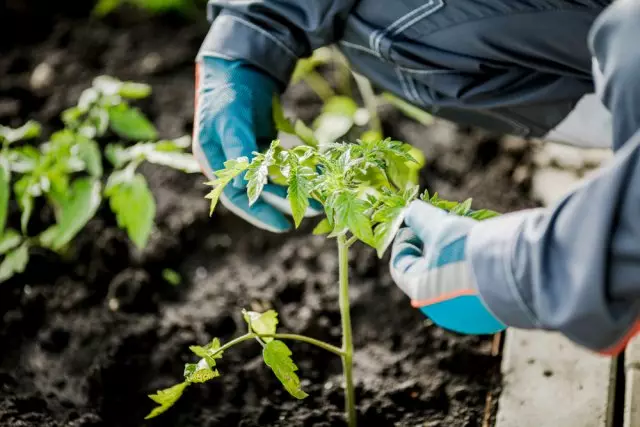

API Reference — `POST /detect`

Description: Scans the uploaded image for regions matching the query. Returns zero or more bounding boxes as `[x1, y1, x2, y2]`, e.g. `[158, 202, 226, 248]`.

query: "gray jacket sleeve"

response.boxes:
[198, 0, 359, 85]
[469, 0, 640, 355]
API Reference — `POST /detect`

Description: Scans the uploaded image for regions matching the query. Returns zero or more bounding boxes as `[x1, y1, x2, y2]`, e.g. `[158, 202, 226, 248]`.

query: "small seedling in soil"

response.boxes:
[146, 54, 498, 425]
[0, 76, 199, 283]
[146, 140, 498, 425]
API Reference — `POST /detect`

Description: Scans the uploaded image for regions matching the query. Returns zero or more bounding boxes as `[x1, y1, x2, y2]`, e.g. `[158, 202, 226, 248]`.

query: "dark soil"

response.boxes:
[0, 6, 539, 427]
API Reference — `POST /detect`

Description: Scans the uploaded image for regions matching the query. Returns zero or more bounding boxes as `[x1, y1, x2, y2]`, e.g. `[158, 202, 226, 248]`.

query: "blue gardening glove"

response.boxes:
[390, 200, 506, 335]
[193, 56, 322, 232]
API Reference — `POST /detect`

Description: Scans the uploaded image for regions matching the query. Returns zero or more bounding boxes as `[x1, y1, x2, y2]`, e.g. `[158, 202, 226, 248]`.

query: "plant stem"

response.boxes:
[258, 334, 344, 357]
[338, 235, 357, 427]
[206, 332, 344, 358]
[304, 71, 335, 102]
[352, 73, 382, 136]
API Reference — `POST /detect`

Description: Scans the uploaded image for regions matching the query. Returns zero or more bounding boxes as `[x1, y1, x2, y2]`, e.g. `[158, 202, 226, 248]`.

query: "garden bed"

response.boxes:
[0, 7, 539, 427]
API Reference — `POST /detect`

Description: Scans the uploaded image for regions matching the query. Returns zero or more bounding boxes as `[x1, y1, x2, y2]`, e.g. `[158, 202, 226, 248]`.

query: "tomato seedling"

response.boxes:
[146, 136, 498, 426]
[0, 76, 199, 283]
[146, 53, 498, 426]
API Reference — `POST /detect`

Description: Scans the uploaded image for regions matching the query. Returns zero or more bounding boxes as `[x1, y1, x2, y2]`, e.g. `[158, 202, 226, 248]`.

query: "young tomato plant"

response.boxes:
[146, 133, 499, 426]
[0, 76, 199, 283]
[146, 51, 498, 426]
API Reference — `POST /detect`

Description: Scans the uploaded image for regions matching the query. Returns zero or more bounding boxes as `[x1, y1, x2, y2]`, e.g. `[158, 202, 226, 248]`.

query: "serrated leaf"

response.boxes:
[0, 243, 29, 283]
[312, 218, 332, 235]
[244, 310, 278, 342]
[51, 178, 102, 250]
[0, 229, 22, 254]
[188, 337, 223, 368]
[374, 208, 406, 258]
[0, 159, 9, 236]
[334, 192, 374, 246]
[262, 340, 308, 399]
[119, 82, 152, 99]
[145, 382, 189, 419]
[106, 174, 155, 249]
[245, 141, 279, 205]
[0, 121, 41, 144]
[205, 157, 250, 215]
[77, 139, 103, 177]
[451, 198, 472, 215]
[287, 164, 314, 228]
[108, 104, 158, 141]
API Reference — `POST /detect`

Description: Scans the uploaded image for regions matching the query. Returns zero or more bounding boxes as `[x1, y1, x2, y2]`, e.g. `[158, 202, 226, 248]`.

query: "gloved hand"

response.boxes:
[390, 200, 506, 334]
[193, 56, 321, 232]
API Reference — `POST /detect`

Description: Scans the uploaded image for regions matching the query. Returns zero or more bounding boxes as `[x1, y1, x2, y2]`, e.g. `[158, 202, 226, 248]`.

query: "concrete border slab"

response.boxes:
[495, 329, 615, 427]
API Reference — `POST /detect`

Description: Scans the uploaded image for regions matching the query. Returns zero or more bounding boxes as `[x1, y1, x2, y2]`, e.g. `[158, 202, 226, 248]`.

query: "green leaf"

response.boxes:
[145, 382, 189, 419]
[245, 141, 279, 205]
[119, 82, 152, 99]
[0, 243, 29, 283]
[93, 0, 122, 15]
[334, 192, 374, 246]
[0, 229, 22, 254]
[0, 121, 41, 145]
[93, 75, 122, 96]
[205, 157, 250, 215]
[184, 361, 219, 383]
[287, 164, 314, 228]
[312, 218, 332, 235]
[162, 268, 181, 286]
[106, 174, 155, 249]
[62, 107, 83, 128]
[189, 337, 224, 368]
[262, 340, 308, 399]
[77, 139, 103, 177]
[51, 178, 102, 250]
[108, 104, 158, 141]
[467, 209, 500, 220]
[18, 192, 33, 235]
[243, 310, 278, 342]
[451, 198, 472, 216]
[313, 113, 353, 146]
[322, 96, 358, 117]
[0, 159, 9, 236]
[373, 209, 406, 258]
[8, 146, 40, 173]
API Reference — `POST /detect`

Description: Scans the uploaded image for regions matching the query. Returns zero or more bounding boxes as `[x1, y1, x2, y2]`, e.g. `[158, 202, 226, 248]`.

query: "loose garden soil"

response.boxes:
[0, 5, 539, 426]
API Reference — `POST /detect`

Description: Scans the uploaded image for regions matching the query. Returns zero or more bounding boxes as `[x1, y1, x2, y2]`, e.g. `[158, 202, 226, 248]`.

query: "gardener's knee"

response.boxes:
[589, 0, 640, 146]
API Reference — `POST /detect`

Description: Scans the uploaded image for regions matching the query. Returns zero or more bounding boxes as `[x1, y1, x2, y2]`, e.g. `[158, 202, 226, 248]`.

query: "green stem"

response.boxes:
[338, 235, 357, 427]
[258, 334, 344, 357]
[207, 332, 344, 358]
[352, 73, 382, 135]
[304, 71, 335, 102]
[345, 235, 358, 248]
